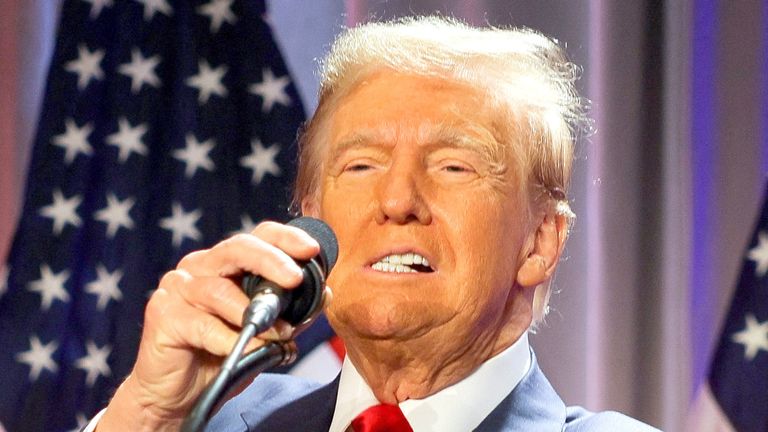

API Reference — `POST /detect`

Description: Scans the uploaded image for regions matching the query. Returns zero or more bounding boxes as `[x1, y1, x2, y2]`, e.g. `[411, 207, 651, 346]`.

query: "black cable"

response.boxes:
[180, 294, 299, 432]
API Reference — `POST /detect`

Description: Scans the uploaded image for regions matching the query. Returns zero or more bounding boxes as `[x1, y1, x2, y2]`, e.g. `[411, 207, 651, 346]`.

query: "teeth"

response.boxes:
[372, 252, 431, 273]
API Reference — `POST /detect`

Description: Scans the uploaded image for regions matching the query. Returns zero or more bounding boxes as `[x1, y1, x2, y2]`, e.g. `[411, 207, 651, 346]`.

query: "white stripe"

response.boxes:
[684, 383, 736, 432]
[288, 342, 342, 384]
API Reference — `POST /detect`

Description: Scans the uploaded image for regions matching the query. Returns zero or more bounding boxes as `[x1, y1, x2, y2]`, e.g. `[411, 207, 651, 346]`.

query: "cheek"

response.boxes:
[449, 195, 526, 290]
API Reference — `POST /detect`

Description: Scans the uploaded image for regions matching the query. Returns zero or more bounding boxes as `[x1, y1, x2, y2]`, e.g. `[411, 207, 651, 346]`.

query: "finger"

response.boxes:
[178, 234, 317, 288]
[147, 288, 264, 358]
[258, 319, 295, 341]
[159, 270, 250, 328]
[251, 221, 321, 258]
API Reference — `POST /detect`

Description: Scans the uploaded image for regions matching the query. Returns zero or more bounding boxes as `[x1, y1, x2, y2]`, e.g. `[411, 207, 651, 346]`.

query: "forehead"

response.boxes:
[323, 72, 510, 160]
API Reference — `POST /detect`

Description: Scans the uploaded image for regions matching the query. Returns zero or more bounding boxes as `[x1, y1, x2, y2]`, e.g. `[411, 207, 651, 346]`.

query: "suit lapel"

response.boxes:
[475, 352, 566, 431]
[240, 375, 339, 431]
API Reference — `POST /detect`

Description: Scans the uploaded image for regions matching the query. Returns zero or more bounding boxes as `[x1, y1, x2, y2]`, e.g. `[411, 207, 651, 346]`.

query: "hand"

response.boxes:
[98, 221, 322, 431]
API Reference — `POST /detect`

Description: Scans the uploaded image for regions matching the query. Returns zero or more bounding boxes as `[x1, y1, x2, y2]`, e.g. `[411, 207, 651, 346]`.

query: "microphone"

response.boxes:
[182, 217, 338, 432]
[240, 217, 338, 331]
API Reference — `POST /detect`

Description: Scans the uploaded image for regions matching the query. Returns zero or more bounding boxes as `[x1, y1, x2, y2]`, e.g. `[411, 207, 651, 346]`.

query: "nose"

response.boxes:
[374, 158, 432, 225]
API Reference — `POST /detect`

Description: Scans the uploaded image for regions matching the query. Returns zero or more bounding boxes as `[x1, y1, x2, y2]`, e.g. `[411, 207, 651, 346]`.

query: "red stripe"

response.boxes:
[0, 0, 21, 262]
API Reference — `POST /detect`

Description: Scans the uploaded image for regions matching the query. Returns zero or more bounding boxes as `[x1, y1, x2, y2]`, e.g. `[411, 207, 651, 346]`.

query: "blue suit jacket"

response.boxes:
[207, 353, 660, 431]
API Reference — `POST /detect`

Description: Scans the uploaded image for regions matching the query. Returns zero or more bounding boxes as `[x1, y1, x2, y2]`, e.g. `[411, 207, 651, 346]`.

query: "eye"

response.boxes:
[343, 162, 374, 172]
[436, 160, 476, 175]
[442, 163, 473, 173]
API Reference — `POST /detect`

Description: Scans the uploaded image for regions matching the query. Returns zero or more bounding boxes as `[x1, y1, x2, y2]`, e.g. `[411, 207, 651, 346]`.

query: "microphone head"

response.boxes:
[287, 217, 338, 273]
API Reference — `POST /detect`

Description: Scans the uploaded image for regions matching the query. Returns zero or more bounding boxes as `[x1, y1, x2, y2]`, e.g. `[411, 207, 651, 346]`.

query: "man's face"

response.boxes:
[313, 71, 535, 354]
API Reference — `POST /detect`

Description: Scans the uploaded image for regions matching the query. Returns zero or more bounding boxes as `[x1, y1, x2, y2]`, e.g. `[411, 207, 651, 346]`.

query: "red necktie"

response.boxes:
[351, 404, 413, 432]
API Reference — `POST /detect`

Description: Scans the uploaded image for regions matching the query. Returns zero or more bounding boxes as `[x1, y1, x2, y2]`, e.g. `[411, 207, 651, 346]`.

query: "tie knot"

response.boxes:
[351, 403, 413, 432]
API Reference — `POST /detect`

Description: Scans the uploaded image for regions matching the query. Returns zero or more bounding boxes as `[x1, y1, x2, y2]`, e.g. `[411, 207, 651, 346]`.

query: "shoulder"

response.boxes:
[564, 406, 663, 431]
[236, 372, 326, 404]
[205, 373, 329, 431]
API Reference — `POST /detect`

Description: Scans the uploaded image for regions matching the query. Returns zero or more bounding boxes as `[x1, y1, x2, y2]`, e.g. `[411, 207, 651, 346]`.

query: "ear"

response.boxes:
[516, 212, 569, 288]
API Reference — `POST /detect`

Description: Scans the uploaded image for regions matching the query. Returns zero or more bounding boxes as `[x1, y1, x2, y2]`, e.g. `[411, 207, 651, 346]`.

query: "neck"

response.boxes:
[342, 307, 532, 404]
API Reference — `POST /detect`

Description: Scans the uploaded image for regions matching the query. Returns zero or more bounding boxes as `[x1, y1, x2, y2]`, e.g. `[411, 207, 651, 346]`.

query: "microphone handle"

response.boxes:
[241, 256, 325, 327]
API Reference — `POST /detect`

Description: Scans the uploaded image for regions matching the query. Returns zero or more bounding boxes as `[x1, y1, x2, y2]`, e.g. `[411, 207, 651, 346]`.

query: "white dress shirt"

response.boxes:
[328, 332, 531, 432]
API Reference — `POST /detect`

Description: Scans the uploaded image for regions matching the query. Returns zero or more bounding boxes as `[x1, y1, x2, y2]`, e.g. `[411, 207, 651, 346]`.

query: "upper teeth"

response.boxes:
[372, 253, 431, 273]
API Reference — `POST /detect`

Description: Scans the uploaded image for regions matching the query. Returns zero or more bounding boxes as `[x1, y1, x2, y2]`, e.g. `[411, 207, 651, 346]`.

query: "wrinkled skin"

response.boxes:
[306, 72, 566, 403]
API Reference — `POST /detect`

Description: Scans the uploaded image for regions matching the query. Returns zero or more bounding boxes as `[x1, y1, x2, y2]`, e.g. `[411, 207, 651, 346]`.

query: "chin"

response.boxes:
[328, 295, 454, 341]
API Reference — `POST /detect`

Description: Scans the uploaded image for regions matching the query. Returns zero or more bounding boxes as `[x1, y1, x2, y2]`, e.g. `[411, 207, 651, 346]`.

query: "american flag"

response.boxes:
[689, 184, 768, 431]
[0, 1, 337, 430]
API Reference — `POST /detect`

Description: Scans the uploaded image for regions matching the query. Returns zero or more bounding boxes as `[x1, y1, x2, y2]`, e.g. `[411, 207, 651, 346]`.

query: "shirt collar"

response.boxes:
[328, 332, 531, 432]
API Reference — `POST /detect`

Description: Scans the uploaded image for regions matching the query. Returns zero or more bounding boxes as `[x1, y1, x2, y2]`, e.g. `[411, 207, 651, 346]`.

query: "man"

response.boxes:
[93, 17, 659, 431]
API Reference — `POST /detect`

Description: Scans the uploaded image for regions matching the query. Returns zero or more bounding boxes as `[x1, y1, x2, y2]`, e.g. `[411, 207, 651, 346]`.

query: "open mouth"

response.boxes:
[371, 252, 435, 273]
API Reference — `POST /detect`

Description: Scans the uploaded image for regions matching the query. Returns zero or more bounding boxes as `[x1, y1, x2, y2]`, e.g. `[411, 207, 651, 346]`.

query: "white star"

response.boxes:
[248, 68, 291, 113]
[94, 193, 135, 238]
[39, 189, 82, 235]
[105, 117, 148, 163]
[52, 118, 94, 164]
[82, 0, 113, 19]
[748, 231, 768, 277]
[197, 0, 237, 33]
[230, 214, 258, 236]
[732, 313, 768, 360]
[0, 265, 8, 298]
[69, 413, 89, 432]
[64, 44, 105, 90]
[159, 202, 202, 247]
[75, 340, 112, 387]
[173, 134, 216, 178]
[86, 265, 124, 310]
[240, 139, 281, 184]
[132, 0, 173, 21]
[186, 59, 228, 104]
[118, 48, 162, 94]
[16, 335, 58, 381]
[27, 264, 71, 311]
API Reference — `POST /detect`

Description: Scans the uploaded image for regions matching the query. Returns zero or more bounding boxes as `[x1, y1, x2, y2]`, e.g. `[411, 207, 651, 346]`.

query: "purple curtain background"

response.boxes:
[2, 0, 766, 430]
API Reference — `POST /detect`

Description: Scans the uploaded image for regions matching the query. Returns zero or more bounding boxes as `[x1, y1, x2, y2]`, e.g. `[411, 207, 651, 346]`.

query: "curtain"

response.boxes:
[2, 0, 766, 430]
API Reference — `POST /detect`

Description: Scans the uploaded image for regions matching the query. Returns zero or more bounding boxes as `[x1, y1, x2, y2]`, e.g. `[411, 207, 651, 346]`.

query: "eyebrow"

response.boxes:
[330, 120, 501, 159]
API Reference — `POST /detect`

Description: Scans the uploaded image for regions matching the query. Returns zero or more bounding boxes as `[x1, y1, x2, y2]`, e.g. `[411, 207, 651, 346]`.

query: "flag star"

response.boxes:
[159, 202, 202, 247]
[16, 335, 58, 381]
[69, 413, 89, 432]
[197, 0, 238, 33]
[95, 193, 135, 238]
[64, 44, 105, 90]
[52, 118, 94, 164]
[230, 214, 258, 236]
[173, 134, 216, 178]
[86, 265, 124, 310]
[732, 313, 768, 360]
[75, 341, 112, 387]
[105, 117, 148, 163]
[186, 59, 228, 104]
[27, 264, 71, 311]
[118, 48, 162, 94]
[748, 231, 768, 277]
[240, 139, 281, 184]
[248, 68, 291, 113]
[82, 0, 113, 19]
[39, 189, 82, 235]
[132, 0, 173, 21]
